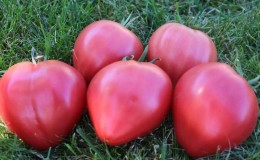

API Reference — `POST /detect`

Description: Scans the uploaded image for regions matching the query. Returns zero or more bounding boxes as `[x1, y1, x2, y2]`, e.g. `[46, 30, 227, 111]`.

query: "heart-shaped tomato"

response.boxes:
[173, 62, 259, 157]
[0, 60, 86, 150]
[148, 22, 217, 86]
[73, 20, 143, 84]
[87, 60, 172, 145]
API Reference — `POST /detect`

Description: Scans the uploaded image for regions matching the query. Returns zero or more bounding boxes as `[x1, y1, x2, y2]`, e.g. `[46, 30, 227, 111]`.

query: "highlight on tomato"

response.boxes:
[87, 58, 172, 145]
[148, 22, 217, 86]
[0, 51, 87, 150]
[173, 62, 259, 157]
[73, 20, 143, 84]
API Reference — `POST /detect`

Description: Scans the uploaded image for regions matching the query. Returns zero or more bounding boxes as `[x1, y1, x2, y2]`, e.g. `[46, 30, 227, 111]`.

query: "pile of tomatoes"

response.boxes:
[0, 20, 258, 158]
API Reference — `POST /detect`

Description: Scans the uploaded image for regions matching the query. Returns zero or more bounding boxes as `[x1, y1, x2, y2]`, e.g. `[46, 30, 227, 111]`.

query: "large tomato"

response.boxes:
[87, 60, 172, 145]
[73, 20, 143, 84]
[173, 62, 259, 157]
[0, 60, 86, 150]
[148, 22, 217, 86]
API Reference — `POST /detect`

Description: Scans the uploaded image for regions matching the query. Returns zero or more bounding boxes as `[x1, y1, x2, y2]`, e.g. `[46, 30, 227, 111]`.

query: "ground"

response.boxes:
[0, 0, 259, 159]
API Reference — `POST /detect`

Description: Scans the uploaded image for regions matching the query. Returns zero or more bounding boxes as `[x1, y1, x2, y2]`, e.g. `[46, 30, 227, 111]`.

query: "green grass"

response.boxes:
[0, 0, 259, 159]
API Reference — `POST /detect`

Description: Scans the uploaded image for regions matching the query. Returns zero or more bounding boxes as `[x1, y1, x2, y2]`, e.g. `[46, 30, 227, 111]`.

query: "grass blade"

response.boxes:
[161, 139, 167, 160]
[138, 45, 148, 62]
[76, 128, 105, 160]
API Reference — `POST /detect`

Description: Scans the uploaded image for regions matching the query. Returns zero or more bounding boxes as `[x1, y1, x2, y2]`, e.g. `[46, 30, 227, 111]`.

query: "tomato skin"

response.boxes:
[173, 62, 258, 157]
[0, 60, 86, 150]
[148, 22, 217, 86]
[87, 60, 172, 145]
[73, 20, 143, 84]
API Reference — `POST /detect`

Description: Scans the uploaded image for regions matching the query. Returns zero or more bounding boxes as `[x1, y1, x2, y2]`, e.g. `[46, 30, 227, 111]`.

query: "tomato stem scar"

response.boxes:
[150, 58, 161, 64]
[31, 47, 45, 64]
[122, 55, 134, 61]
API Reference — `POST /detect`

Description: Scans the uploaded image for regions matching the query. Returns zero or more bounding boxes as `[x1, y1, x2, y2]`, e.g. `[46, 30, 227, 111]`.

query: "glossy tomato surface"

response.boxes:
[73, 20, 143, 84]
[87, 60, 172, 145]
[0, 60, 86, 150]
[173, 62, 258, 157]
[148, 22, 217, 86]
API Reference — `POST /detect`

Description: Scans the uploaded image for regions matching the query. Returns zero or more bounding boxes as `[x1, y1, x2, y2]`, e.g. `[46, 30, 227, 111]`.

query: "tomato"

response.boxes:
[73, 20, 143, 84]
[0, 60, 86, 150]
[148, 22, 217, 86]
[173, 62, 259, 157]
[87, 60, 172, 145]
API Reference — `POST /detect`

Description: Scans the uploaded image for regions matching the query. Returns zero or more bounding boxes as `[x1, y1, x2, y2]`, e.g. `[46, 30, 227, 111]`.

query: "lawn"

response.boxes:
[0, 0, 259, 159]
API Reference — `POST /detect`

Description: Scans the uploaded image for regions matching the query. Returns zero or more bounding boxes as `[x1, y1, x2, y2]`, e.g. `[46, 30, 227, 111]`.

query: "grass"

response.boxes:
[0, 0, 259, 159]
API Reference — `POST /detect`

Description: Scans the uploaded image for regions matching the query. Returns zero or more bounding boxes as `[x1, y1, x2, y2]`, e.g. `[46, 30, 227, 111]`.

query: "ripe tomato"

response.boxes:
[148, 22, 217, 86]
[0, 60, 86, 150]
[87, 60, 172, 145]
[173, 62, 259, 157]
[73, 20, 143, 84]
